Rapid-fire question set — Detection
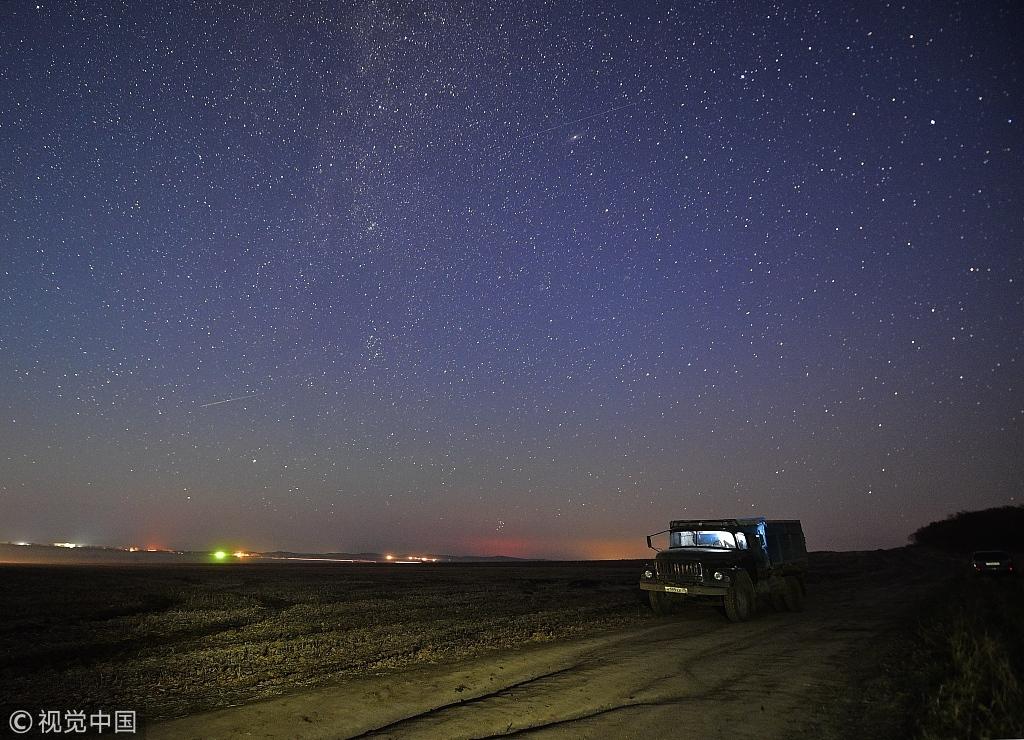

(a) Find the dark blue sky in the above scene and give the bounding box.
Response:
[2,0,1021,557]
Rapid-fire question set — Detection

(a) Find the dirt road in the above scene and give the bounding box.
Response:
[150,549,944,739]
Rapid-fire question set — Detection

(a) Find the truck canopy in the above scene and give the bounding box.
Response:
[764,520,807,565]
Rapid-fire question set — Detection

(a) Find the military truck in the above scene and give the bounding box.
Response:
[639,517,807,622]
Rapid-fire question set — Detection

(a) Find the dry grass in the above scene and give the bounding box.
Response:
[912,574,1024,739]
[851,567,1024,740]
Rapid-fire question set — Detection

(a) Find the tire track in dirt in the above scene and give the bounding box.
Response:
[346,664,586,739]
[343,567,935,739]
[357,609,841,739]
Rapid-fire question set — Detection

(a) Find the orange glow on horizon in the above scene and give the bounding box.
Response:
[572,537,650,561]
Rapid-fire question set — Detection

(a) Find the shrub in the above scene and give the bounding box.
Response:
[910,506,1024,553]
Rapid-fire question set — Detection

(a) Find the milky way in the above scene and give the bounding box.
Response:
[1,0,1021,557]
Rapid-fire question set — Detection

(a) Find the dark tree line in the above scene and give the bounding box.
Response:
[911,505,1024,552]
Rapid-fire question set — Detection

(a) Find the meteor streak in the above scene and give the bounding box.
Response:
[199,393,259,408]
[516,100,639,141]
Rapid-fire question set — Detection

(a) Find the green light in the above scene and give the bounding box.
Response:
[213,550,227,560]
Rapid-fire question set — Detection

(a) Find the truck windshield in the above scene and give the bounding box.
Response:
[670,530,746,549]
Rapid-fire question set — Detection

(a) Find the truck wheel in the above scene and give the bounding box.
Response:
[724,572,754,622]
[770,590,787,611]
[648,590,670,616]
[783,575,804,612]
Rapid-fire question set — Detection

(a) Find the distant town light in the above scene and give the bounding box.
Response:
[54,542,79,548]
[213,550,227,560]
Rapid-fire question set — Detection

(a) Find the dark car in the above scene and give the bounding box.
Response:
[971,550,1015,576]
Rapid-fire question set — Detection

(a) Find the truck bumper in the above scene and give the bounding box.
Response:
[639,581,727,597]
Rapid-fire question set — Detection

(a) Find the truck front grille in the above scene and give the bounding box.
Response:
[659,561,703,582]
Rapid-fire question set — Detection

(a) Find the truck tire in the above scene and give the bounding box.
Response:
[783,575,804,612]
[724,572,754,622]
[770,589,787,611]
[648,590,670,616]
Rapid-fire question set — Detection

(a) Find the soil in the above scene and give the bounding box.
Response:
[147,548,949,739]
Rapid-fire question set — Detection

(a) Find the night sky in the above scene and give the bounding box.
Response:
[2,0,1021,559]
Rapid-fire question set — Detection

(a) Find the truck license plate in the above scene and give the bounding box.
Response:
[664,586,688,594]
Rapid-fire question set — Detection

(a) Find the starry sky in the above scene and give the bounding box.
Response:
[1,0,1021,559]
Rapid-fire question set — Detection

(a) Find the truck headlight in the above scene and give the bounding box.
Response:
[713,571,724,581]
[643,569,654,579]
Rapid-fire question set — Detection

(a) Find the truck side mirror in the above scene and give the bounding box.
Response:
[646,529,669,552]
